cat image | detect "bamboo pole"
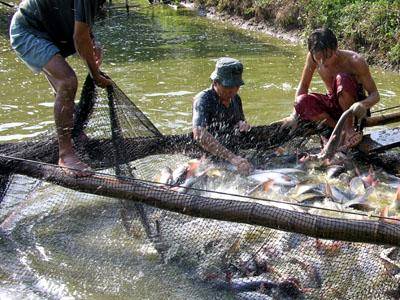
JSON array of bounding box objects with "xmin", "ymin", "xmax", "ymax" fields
[{"xmin": 366, "ymin": 111, "xmax": 400, "ymax": 127}]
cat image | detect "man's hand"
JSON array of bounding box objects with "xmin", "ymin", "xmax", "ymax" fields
[
  {"xmin": 237, "ymin": 120, "xmax": 251, "ymax": 132},
  {"xmin": 231, "ymin": 155, "xmax": 253, "ymax": 175},
  {"xmin": 350, "ymin": 102, "xmax": 367, "ymax": 120},
  {"xmin": 93, "ymin": 42, "xmax": 103, "ymax": 68},
  {"xmin": 279, "ymin": 112, "xmax": 299, "ymax": 133},
  {"xmin": 93, "ymin": 72, "xmax": 112, "ymax": 88}
]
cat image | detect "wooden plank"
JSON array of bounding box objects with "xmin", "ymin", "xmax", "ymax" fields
[{"xmin": 358, "ymin": 127, "xmax": 400, "ymax": 155}]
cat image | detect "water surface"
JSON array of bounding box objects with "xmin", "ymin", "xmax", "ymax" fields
[{"xmin": 0, "ymin": 1, "xmax": 399, "ymax": 140}]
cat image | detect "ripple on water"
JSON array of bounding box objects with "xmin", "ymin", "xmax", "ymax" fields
[
  {"xmin": 0, "ymin": 122, "xmax": 27, "ymax": 132},
  {"xmin": 144, "ymin": 91, "xmax": 194, "ymax": 97}
]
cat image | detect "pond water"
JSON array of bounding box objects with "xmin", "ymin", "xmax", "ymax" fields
[
  {"xmin": 0, "ymin": 1, "xmax": 400, "ymax": 299},
  {"xmin": 0, "ymin": 1, "xmax": 399, "ymax": 141}
]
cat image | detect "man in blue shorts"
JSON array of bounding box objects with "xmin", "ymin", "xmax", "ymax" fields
[
  {"xmin": 9, "ymin": 0, "xmax": 112, "ymax": 176},
  {"xmin": 192, "ymin": 57, "xmax": 253, "ymax": 175}
]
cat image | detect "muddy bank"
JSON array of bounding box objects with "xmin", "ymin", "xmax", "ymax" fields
[{"xmin": 180, "ymin": 1, "xmax": 300, "ymax": 44}]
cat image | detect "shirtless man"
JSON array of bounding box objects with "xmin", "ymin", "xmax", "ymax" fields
[
  {"xmin": 9, "ymin": 0, "xmax": 112, "ymax": 175},
  {"xmin": 192, "ymin": 57, "xmax": 252, "ymax": 175},
  {"xmin": 286, "ymin": 27, "xmax": 379, "ymax": 149}
]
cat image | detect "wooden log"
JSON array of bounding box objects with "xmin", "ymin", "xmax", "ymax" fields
[
  {"xmin": 366, "ymin": 111, "xmax": 400, "ymax": 127},
  {"xmin": 1, "ymin": 155, "xmax": 399, "ymax": 246},
  {"xmin": 358, "ymin": 128, "xmax": 400, "ymax": 155}
]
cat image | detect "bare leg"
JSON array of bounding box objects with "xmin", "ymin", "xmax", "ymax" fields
[
  {"xmin": 43, "ymin": 54, "xmax": 90, "ymax": 176},
  {"xmin": 337, "ymin": 91, "xmax": 361, "ymax": 149},
  {"xmin": 308, "ymin": 112, "xmax": 336, "ymax": 128}
]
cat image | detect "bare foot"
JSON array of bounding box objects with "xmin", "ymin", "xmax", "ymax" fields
[
  {"xmin": 59, "ymin": 154, "xmax": 92, "ymax": 177},
  {"xmin": 279, "ymin": 115, "xmax": 299, "ymax": 133}
]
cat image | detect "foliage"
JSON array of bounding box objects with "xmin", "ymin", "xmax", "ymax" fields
[{"xmin": 188, "ymin": 0, "xmax": 400, "ymax": 69}]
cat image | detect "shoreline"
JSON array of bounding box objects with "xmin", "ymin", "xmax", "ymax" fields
[
  {"xmin": 178, "ymin": 1, "xmax": 399, "ymax": 72},
  {"xmin": 179, "ymin": 1, "xmax": 301, "ymax": 45}
]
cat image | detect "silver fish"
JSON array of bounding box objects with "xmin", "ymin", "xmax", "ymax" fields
[
  {"xmin": 249, "ymin": 170, "xmax": 299, "ymax": 186},
  {"xmin": 294, "ymin": 184, "xmax": 325, "ymax": 196},
  {"xmin": 327, "ymin": 165, "xmax": 346, "ymax": 178},
  {"xmin": 380, "ymin": 247, "xmax": 400, "ymax": 277},
  {"xmin": 172, "ymin": 164, "xmax": 189, "ymax": 186},
  {"xmin": 236, "ymin": 292, "xmax": 273, "ymax": 300},
  {"xmin": 344, "ymin": 187, "xmax": 375, "ymax": 211},
  {"xmin": 328, "ymin": 185, "xmax": 355, "ymax": 204},
  {"xmin": 158, "ymin": 167, "xmax": 173, "ymax": 185}
]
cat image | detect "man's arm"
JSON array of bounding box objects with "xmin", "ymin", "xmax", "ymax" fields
[
  {"xmin": 280, "ymin": 53, "xmax": 316, "ymax": 127},
  {"xmin": 193, "ymin": 127, "xmax": 252, "ymax": 175},
  {"xmin": 73, "ymin": 21, "xmax": 111, "ymax": 87},
  {"xmin": 296, "ymin": 52, "xmax": 317, "ymax": 99},
  {"xmin": 353, "ymin": 56, "xmax": 380, "ymax": 109}
]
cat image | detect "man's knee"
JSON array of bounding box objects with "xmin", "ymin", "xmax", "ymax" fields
[
  {"xmin": 57, "ymin": 75, "xmax": 78, "ymax": 97},
  {"xmin": 294, "ymin": 94, "xmax": 313, "ymax": 117},
  {"xmin": 294, "ymin": 93, "xmax": 325, "ymax": 121}
]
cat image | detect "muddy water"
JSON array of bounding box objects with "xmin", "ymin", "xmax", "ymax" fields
[{"xmin": 0, "ymin": 2, "xmax": 399, "ymax": 140}]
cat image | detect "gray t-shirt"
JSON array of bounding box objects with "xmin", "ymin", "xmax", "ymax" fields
[
  {"xmin": 14, "ymin": 0, "xmax": 102, "ymax": 56},
  {"xmin": 193, "ymin": 87, "xmax": 245, "ymax": 143}
]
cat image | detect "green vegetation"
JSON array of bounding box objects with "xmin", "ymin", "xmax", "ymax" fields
[{"xmin": 190, "ymin": 0, "xmax": 400, "ymax": 70}]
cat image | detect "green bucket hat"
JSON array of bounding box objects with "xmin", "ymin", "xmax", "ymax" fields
[{"xmin": 210, "ymin": 57, "xmax": 244, "ymax": 87}]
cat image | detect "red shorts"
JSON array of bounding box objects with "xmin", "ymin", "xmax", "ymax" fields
[{"xmin": 294, "ymin": 73, "xmax": 365, "ymax": 121}]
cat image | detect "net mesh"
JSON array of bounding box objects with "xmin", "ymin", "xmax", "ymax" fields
[{"xmin": 1, "ymin": 75, "xmax": 400, "ymax": 299}]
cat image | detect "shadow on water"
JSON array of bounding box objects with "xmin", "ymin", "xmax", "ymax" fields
[{"xmin": 97, "ymin": 5, "xmax": 295, "ymax": 63}]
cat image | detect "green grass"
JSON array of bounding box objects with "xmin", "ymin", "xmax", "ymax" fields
[{"xmin": 189, "ymin": 0, "xmax": 400, "ymax": 70}]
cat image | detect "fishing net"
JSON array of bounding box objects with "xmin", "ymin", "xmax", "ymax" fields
[{"xmin": 1, "ymin": 75, "xmax": 400, "ymax": 299}]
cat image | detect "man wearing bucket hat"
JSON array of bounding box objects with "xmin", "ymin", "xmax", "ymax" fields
[{"xmin": 192, "ymin": 57, "xmax": 252, "ymax": 175}]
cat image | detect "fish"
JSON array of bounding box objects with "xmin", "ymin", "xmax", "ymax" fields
[
  {"xmin": 379, "ymin": 186, "xmax": 400, "ymax": 223},
  {"xmin": 213, "ymin": 276, "xmax": 278, "ymax": 293},
  {"xmin": 171, "ymin": 166, "xmax": 214, "ymax": 194},
  {"xmin": 245, "ymin": 179, "xmax": 274, "ymax": 196},
  {"xmin": 380, "ymin": 247, "xmax": 400, "ymax": 277},
  {"xmin": 349, "ymin": 176, "xmax": 366, "ymax": 195},
  {"xmin": 391, "ymin": 186, "xmax": 400, "ymax": 211},
  {"xmin": 344, "ymin": 187, "xmax": 375, "ymax": 212},
  {"xmin": 361, "ymin": 166, "xmax": 379, "ymax": 187},
  {"xmin": 156, "ymin": 166, "xmax": 173, "ymax": 185},
  {"xmin": 296, "ymin": 193, "xmax": 326, "ymax": 205},
  {"xmin": 170, "ymin": 158, "xmax": 204, "ymax": 186},
  {"xmin": 171, "ymin": 164, "xmax": 190, "ymax": 186},
  {"xmin": 236, "ymin": 291, "xmax": 273, "ymax": 300},
  {"xmin": 381, "ymin": 172, "xmax": 400, "ymax": 189},
  {"xmin": 249, "ymin": 169, "xmax": 301, "ymax": 186},
  {"xmin": 325, "ymin": 183, "xmax": 355, "ymax": 204},
  {"xmin": 294, "ymin": 184, "xmax": 325, "ymax": 196},
  {"xmin": 326, "ymin": 164, "xmax": 346, "ymax": 179}
]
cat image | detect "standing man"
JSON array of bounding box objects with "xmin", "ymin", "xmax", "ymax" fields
[
  {"xmin": 285, "ymin": 27, "xmax": 379, "ymax": 150},
  {"xmin": 192, "ymin": 57, "xmax": 252, "ymax": 175},
  {"xmin": 9, "ymin": 0, "xmax": 112, "ymax": 175}
]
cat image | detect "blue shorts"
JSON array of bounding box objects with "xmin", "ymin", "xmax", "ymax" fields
[{"xmin": 9, "ymin": 13, "xmax": 60, "ymax": 74}]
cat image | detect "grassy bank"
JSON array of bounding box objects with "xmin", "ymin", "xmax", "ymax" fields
[{"xmin": 187, "ymin": 0, "xmax": 400, "ymax": 70}]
